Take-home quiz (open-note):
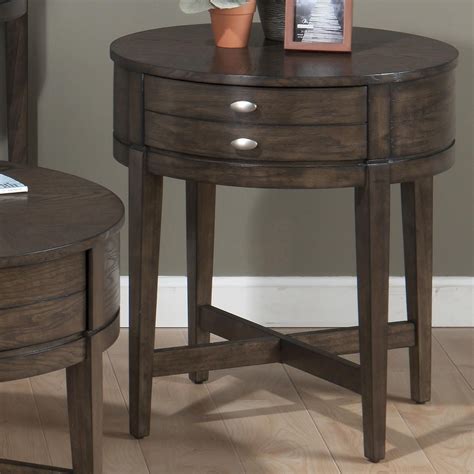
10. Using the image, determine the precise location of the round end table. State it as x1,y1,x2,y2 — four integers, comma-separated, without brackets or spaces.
0,163,124,473
111,25,458,463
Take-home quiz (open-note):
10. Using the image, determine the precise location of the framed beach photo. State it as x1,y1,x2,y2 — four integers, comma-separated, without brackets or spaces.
285,0,353,52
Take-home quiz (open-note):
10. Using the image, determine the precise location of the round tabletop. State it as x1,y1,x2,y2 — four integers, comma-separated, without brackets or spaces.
0,163,124,267
110,25,458,87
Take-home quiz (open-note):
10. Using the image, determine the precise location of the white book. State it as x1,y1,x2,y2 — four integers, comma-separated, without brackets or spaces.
0,174,28,194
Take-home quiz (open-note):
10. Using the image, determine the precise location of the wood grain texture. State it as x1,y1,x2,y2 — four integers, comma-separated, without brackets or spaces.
128,148,163,439
434,329,474,389
402,177,434,403
5,7,28,165
0,166,124,472
110,26,458,87
145,145,366,189
0,459,71,473
0,253,85,309
103,233,121,326
0,291,86,351
201,306,415,354
145,112,367,162
0,339,86,383
388,339,474,473
111,24,458,467
145,76,367,125
391,72,456,157
200,305,361,393
0,329,471,473
205,336,340,473
116,136,455,189
186,182,216,383
368,84,391,159
286,355,436,473
30,353,149,474
0,378,51,466
0,164,124,267
67,244,109,474
110,330,245,474
153,337,281,377
355,163,391,462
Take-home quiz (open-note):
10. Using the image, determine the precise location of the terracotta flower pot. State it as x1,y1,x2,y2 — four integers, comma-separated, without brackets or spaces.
209,0,256,48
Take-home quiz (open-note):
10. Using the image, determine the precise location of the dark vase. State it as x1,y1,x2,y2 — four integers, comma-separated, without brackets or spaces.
256,0,286,42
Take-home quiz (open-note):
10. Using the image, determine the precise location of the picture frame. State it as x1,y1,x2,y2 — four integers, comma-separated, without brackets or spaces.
284,0,353,52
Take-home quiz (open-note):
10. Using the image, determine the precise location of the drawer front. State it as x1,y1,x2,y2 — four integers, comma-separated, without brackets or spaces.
144,76,367,125
0,253,87,351
145,112,367,162
0,292,86,351
0,253,86,309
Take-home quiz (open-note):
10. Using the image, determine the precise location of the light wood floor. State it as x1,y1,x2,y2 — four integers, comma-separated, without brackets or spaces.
0,329,472,473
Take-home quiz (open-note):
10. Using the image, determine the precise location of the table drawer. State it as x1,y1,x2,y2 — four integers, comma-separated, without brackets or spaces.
144,76,367,125
0,292,86,351
145,112,367,162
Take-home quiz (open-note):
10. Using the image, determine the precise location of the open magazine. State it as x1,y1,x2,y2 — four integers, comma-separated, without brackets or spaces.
0,174,28,194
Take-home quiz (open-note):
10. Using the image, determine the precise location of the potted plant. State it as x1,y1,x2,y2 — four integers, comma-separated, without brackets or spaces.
180,0,256,48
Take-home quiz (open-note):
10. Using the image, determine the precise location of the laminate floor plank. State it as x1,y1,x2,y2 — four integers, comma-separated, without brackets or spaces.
434,328,474,389
203,333,340,473
388,339,474,473
0,379,51,465
108,330,243,474
285,358,435,472
0,329,472,473
29,354,149,473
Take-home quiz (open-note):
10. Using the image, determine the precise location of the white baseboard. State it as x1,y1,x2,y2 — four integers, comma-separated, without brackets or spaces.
119,276,474,328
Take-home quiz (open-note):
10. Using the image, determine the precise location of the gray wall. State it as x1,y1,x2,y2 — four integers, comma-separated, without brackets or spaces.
1,0,472,276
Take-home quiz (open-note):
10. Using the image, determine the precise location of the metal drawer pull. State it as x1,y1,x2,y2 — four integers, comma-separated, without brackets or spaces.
230,100,258,113
231,138,258,151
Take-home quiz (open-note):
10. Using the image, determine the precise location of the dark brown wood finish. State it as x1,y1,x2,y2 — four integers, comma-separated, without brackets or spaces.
111,26,458,87
67,244,105,474
186,181,216,383
391,72,455,157
0,0,26,21
0,458,71,473
355,83,392,463
128,147,163,439
402,177,434,403
200,305,362,393
2,0,29,165
199,305,416,354
355,163,391,463
145,76,367,125
145,112,367,162
111,25,458,465
0,163,124,472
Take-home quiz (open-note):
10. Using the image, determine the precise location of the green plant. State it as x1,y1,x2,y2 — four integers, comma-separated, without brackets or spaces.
180,0,248,14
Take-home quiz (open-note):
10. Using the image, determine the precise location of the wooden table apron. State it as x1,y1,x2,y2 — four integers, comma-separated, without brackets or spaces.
0,164,124,473
110,25,458,464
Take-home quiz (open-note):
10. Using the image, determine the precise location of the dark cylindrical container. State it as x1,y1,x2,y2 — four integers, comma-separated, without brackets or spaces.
256,0,286,42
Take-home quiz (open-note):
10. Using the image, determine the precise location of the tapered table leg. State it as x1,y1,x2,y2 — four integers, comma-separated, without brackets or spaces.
129,149,163,438
67,350,103,474
67,243,107,474
6,11,28,165
186,181,216,383
355,164,391,463
401,177,434,403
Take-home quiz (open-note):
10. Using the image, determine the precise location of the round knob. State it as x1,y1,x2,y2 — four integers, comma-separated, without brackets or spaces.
231,138,258,151
230,101,258,113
